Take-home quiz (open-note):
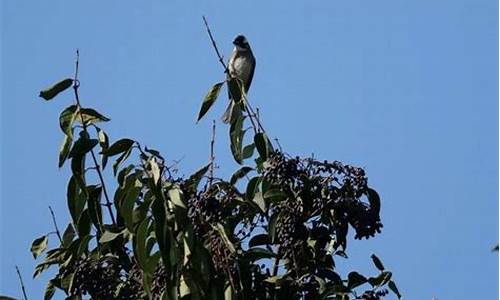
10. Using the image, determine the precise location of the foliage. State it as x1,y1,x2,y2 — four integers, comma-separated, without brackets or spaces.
30,53,401,300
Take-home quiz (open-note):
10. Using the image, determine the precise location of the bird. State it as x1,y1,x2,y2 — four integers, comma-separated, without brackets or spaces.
222,34,256,124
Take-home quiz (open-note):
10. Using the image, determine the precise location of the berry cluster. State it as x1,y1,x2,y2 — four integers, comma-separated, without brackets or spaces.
361,288,389,300
187,183,236,237
70,256,121,299
205,228,237,275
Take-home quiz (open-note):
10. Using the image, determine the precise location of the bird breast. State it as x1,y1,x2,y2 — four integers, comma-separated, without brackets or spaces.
229,54,253,85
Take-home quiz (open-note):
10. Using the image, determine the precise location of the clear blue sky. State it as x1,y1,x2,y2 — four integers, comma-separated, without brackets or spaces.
1,1,498,299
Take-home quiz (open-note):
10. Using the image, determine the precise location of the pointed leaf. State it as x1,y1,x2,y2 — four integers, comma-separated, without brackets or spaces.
347,271,367,289
242,143,255,160
197,82,224,121
248,234,270,248
388,280,402,299
31,235,48,259
254,132,272,161
62,224,75,247
230,166,253,185
58,134,73,168
68,136,98,158
186,164,210,190
59,105,78,138
168,188,186,209
39,78,73,100
44,279,56,300
97,129,109,169
101,138,134,156
245,247,275,261
371,254,385,271
76,108,110,125
113,147,132,176
99,230,123,243
229,107,244,164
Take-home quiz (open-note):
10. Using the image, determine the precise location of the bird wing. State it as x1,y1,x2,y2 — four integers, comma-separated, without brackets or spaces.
245,54,256,92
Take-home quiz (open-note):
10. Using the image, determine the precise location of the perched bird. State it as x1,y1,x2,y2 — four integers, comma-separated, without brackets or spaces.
222,34,256,124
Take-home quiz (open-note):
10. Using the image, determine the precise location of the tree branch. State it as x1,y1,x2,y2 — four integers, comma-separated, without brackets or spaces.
209,120,216,186
72,49,116,225
48,206,62,244
202,16,228,72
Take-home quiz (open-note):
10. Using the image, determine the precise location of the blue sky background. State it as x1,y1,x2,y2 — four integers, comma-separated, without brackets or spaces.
1,1,498,299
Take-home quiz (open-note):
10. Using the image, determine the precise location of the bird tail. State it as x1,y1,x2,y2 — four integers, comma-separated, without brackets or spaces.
221,101,233,124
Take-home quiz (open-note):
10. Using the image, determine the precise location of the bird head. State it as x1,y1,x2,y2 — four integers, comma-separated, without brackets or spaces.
233,34,250,50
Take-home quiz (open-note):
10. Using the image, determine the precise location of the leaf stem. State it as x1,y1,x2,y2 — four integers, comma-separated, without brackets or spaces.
209,120,216,186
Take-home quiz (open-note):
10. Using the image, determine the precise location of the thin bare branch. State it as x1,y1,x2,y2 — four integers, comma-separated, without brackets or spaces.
15,266,28,300
48,206,62,244
72,49,116,225
202,16,228,72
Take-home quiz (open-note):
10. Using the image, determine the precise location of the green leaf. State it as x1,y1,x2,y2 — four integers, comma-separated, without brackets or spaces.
67,176,86,228
245,176,261,202
242,143,255,160
229,107,245,164
58,134,73,168
263,189,285,203
77,210,91,237
212,223,236,253
245,247,275,261
134,218,152,274
101,138,135,157
70,152,86,188
31,235,48,259
86,185,103,232
388,280,402,299
252,192,266,213
168,187,186,209
76,107,110,125
371,253,385,271
347,271,367,289
227,77,243,102
62,224,75,247
113,147,132,176
39,78,73,100
44,279,56,300
149,158,161,185
59,105,78,138
68,136,98,158
99,230,123,243
121,185,141,232
254,132,272,161
248,234,270,248
197,82,224,121
97,128,109,169
230,166,253,185
186,164,210,190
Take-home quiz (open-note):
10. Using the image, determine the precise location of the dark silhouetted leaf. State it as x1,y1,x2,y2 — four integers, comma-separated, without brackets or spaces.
39,78,73,100
367,188,381,215
86,185,103,232
371,253,385,271
347,271,367,289
62,224,75,247
134,218,151,274
230,166,253,185
186,164,210,190
228,77,243,102
248,234,270,248
102,138,134,157
197,82,224,121
113,147,132,176
242,143,255,160
245,247,275,261
77,210,91,237
68,136,98,158
368,271,392,287
388,280,401,299
254,132,272,161
31,235,48,259
264,189,285,203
